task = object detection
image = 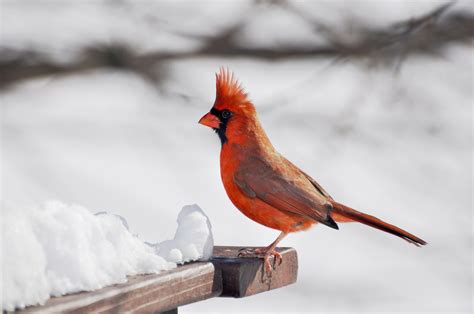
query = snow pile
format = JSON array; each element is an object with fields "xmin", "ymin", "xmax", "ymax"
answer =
[
  {"xmin": 1, "ymin": 201, "xmax": 213, "ymax": 311},
  {"xmin": 154, "ymin": 204, "xmax": 214, "ymax": 263}
]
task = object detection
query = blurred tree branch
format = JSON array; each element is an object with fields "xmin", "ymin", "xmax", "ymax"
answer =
[{"xmin": 0, "ymin": 2, "xmax": 472, "ymax": 89}]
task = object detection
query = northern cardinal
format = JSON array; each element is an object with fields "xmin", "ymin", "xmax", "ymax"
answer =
[{"xmin": 199, "ymin": 68, "xmax": 426, "ymax": 273}]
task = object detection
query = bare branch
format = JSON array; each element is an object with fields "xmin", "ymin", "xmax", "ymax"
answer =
[{"xmin": 0, "ymin": 3, "xmax": 472, "ymax": 89}]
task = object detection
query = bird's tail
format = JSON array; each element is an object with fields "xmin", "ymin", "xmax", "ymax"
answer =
[{"xmin": 330, "ymin": 201, "xmax": 427, "ymax": 246}]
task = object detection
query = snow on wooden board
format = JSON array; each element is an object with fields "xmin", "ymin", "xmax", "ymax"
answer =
[
  {"xmin": 1, "ymin": 201, "xmax": 214, "ymax": 311},
  {"xmin": 14, "ymin": 263, "xmax": 220, "ymax": 314},
  {"xmin": 13, "ymin": 247, "xmax": 298, "ymax": 313}
]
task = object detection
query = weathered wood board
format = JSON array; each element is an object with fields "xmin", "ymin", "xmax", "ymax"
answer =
[
  {"xmin": 14, "ymin": 246, "xmax": 298, "ymax": 313},
  {"xmin": 16, "ymin": 263, "xmax": 221, "ymax": 314},
  {"xmin": 212, "ymin": 246, "xmax": 298, "ymax": 297}
]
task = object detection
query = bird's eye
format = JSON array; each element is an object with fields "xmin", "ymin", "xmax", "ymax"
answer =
[{"xmin": 221, "ymin": 110, "xmax": 232, "ymax": 119}]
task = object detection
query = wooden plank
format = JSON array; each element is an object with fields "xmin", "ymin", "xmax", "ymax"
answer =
[
  {"xmin": 14, "ymin": 246, "xmax": 298, "ymax": 313},
  {"xmin": 17, "ymin": 262, "xmax": 221, "ymax": 314},
  {"xmin": 211, "ymin": 246, "xmax": 298, "ymax": 298}
]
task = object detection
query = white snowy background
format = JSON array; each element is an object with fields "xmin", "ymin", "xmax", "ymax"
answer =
[{"xmin": 1, "ymin": 0, "xmax": 472, "ymax": 313}]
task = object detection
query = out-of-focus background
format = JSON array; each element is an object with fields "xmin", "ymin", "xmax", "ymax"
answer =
[{"xmin": 1, "ymin": 0, "xmax": 472, "ymax": 312}]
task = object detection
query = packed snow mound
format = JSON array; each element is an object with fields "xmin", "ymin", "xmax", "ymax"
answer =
[
  {"xmin": 1, "ymin": 201, "xmax": 214, "ymax": 311},
  {"xmin": 154, "ymin": 204, "xmax": 214, "ymax": 263}
]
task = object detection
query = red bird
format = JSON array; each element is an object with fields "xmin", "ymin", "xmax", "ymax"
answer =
[{"xmin": 199, "ymin": 68, "xmax": 426, "ymax": 273}]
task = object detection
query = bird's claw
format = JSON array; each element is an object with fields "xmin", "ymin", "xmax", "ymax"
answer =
[
  {"xmin": 272, "ymin": 251, "xmax": 283, "ymax": 268},
  {"xmin": 237, "ymin": 248, "xmax": 253, "ymax": 257},
  {"xmin": 237, "ymin": 247, "xmax": 264, "ymax": 257},
  {"xmin": 237, "ymin": 247, "xmax": 283, "ymax": 277},
  {"xmin": 263, "ymin": 251, "xmax": 282, "ymax": 274}
]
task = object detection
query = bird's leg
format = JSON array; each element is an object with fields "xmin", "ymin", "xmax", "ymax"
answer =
[
  {"xmin": 238, "ymin": 232, "xmax": 288, "ymax": 275},
  {"xmin": 259, "ymin": 231, "xmax": 287, "ymax": 274}
]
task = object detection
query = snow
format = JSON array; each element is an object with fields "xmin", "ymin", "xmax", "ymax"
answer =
[
  {"xmin": 1, "ymin": 1, "xmax": 472, "ymax": 313},
  {"xmin": 1, "ymin": 201, "xmax": 213, "ymax": 311},
  {"xmin": 154, "ymin": 204, "xmax": 214, "ymax": 264}
]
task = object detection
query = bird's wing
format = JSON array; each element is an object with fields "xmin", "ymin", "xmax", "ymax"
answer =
[
  {"xmin": 234, "ymin": 156, "xmax": 338, "ymax": 229},
  {"xmin": 283, "ymin": 158, "xmax": 334, "ymax": 200}
]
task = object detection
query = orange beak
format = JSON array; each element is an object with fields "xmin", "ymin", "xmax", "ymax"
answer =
[{"xmin": 198, "ymin": 112, "xmax": 221, "ymax": 129}]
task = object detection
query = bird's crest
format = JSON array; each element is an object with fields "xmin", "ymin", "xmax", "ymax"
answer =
[{"xmin": 214, "ymin": 67, "xmax": 249, "ymax": 109}]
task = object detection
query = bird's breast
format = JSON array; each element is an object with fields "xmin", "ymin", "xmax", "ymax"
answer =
[{"xmin": 219, "ymin": 143, "xmax": 314, "ymax": 232}]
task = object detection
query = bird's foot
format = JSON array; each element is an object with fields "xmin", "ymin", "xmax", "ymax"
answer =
[
  {"xmin": 237, "ymin": 247, "xmax": 263, "ymax": 257},
  {"xmin": 262, "ymin": 250, "xmax": 283, "ymax": 275},
  {"xmin": 238, "ymin": 247, "xmax": 283, "ymax": 275}
]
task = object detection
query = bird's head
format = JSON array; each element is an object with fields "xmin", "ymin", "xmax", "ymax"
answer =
[{"xmin": 199, "ymin": 68, "xmax": 257, "ymax": 145}]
